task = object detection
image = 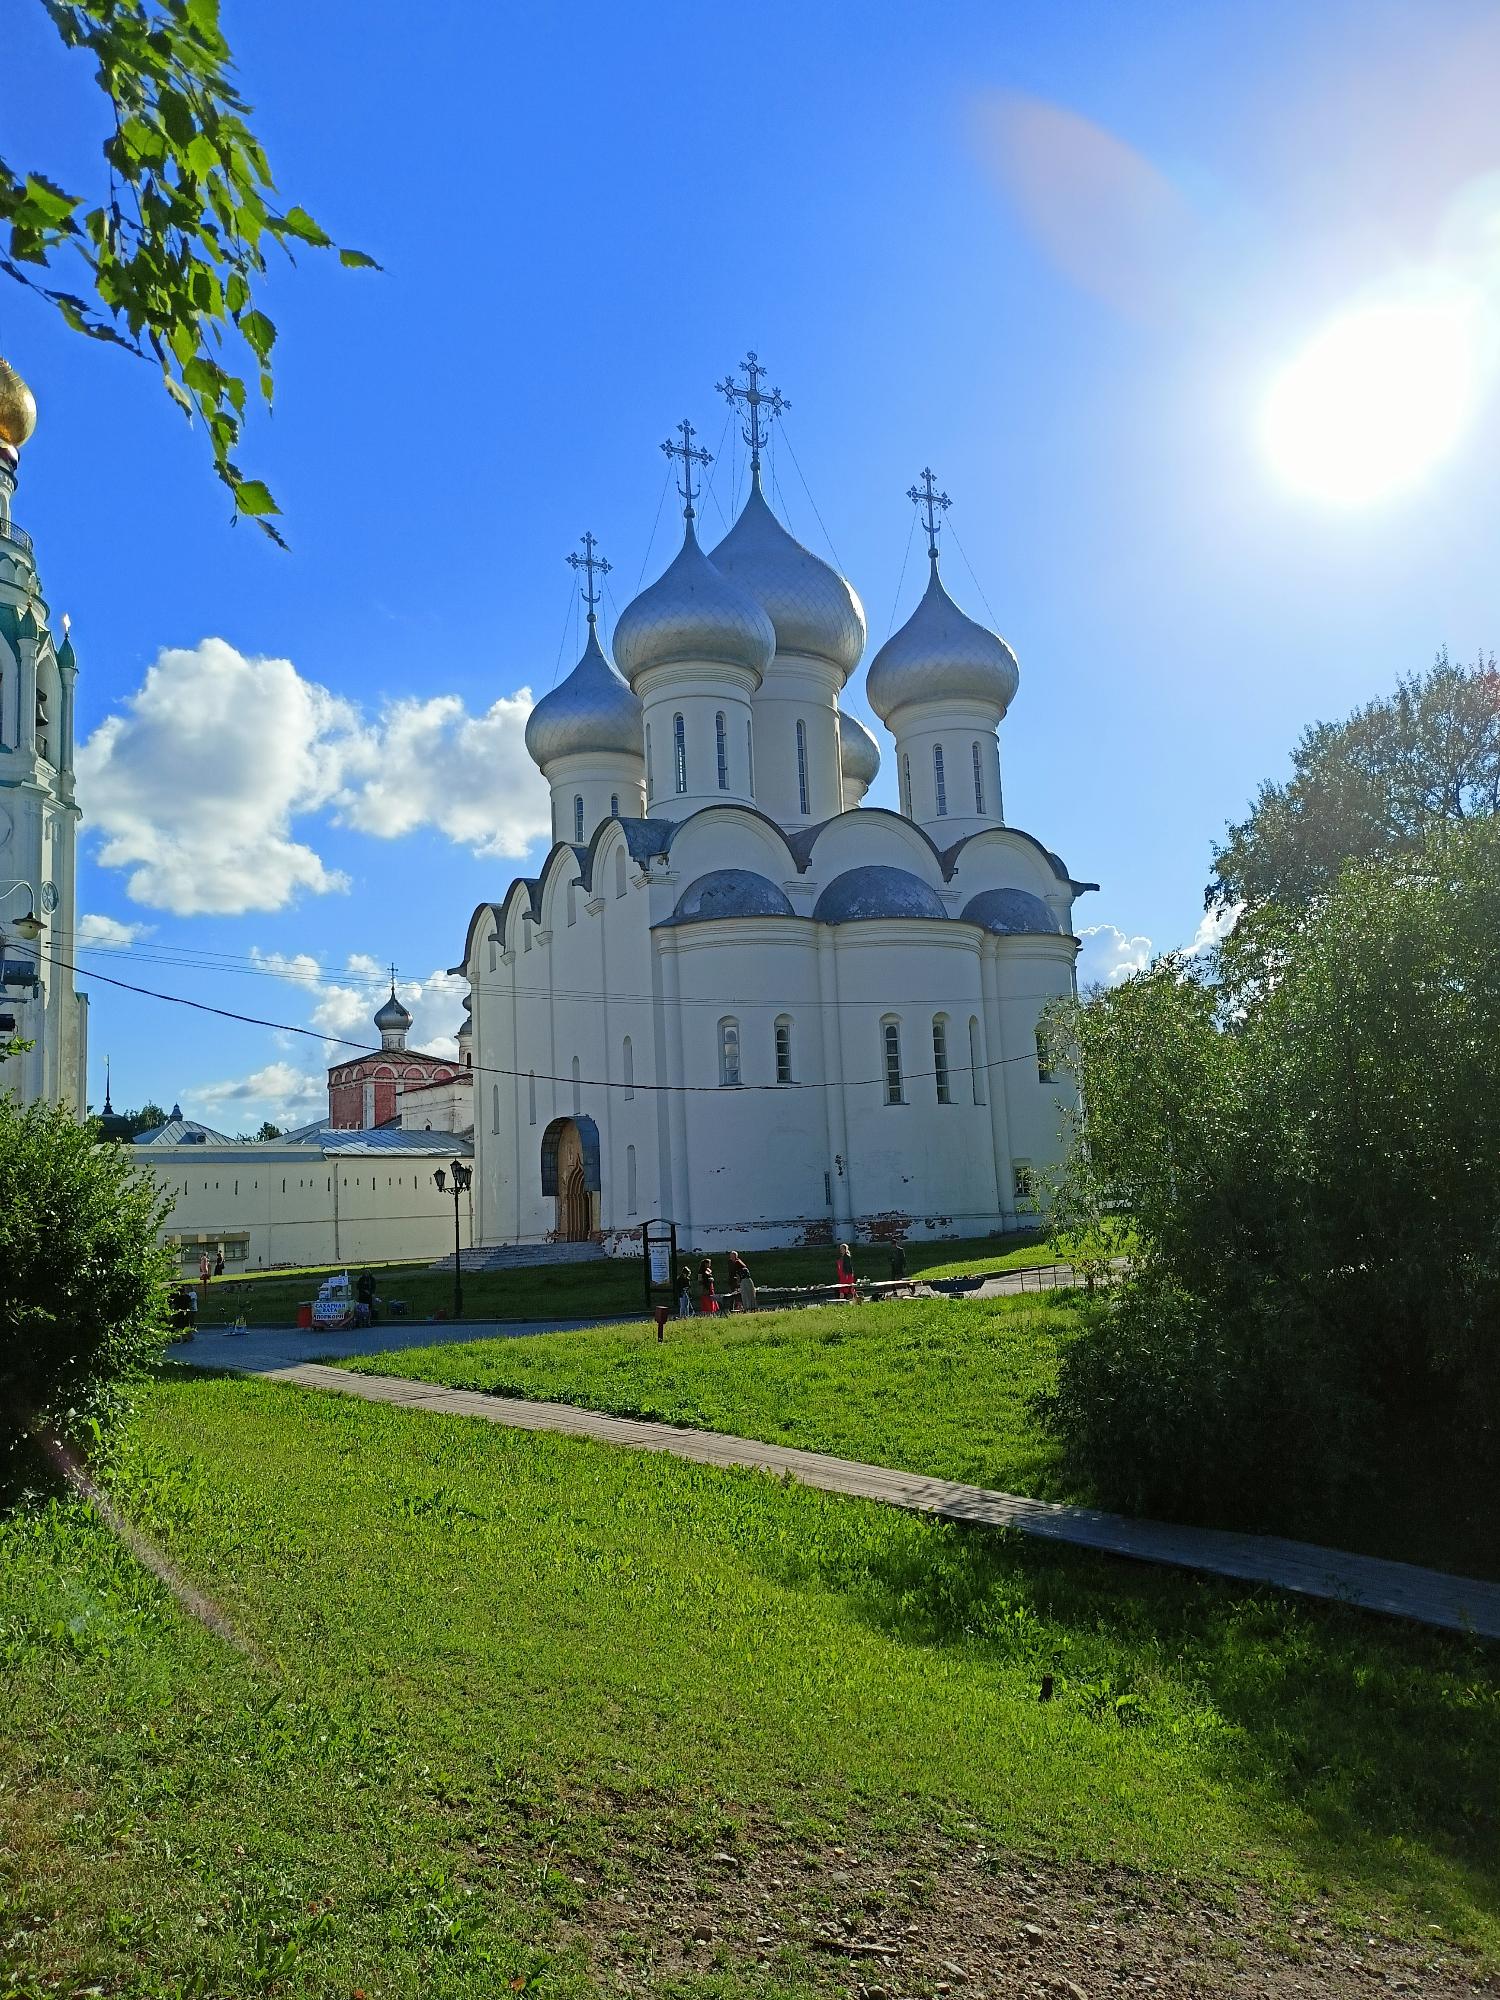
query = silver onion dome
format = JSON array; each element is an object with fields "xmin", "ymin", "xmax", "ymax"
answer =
[
  {"xmin": 709, "ymin": 478, "xmax": 866, "ymax": 680},
  {"xmin": 839, "ymin": 711, "xmax": 882, "ymax": 790},
  {"xmin": 524, "ymin": 622, "xmax": 642, "ymax": 769},
  {"xmin": 612, "ymin": 523, "xmax": 775, "ymax": 689},
  {"xmin": 865, "ymin": 564, "xmax": 1019, "ymax": 724},
  {"xmin": 374, "ymin": 988, "xmax": 412, "ymax": 1033}
]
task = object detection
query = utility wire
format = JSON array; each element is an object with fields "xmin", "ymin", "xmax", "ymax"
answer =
[
  {"xmin": 635, "ymin": 462, "xmax": 673, "ymax": 592},
  {"xmin": 947, "ymin": 517, "xmax": 1002, "ymax": 631},
  {"xmin": 885, "ymin": 507, "xmax": 918, "ymax": 638},
  {"xmin": 778, "ymin": 422, "xmax": 846, "ymax": 574}
]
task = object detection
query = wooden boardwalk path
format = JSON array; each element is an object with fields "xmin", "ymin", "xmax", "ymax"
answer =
[{"xmin": 257, "ymin": 1361, "xmax": 1500, "ymax": 1641}]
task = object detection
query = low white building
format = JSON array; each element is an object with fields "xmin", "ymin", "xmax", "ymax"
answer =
[
  {"xmin": 457, "ymin": 372, "xmax": 1094, "ymax": 1255},
  {"xmin": 133, "ymin": 1116, "xmax": 474, "ymax": 1272}
]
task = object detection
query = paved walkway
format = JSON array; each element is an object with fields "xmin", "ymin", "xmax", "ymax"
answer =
[{"xmin": 219, "ymin": 1355, "xmax": 1500, "ymax": 1641}]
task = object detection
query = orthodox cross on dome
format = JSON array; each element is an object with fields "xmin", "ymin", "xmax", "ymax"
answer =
[
  {"xmin": 661, "ymin": 417, "xmax": 713, "ymax": 523},
  {"xmin": 716, "ymin": 350, "xmax": 789, "ymax": 479},
  {"xmin": 908, "ymin": 466, "xmax": 952, "ymax": 566},
  {"xmin": 388, "ymin": 962, "xmax": 398, "ymax": 993},
  {"xmin": 565, "ymin": 531, "xmax": 611, "ymax": 628}
]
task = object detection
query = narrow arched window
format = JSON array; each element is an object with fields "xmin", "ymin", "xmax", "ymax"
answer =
[
  {"xmin": 673, "ymin": 713, "xmax": 687, "ymax": 793},
  {"xmin": 972, "ymin": 741, "xmax": 985, "ymax": 815},
  {"xmin": 610, "ymin": 792, "xmax": 619, "ymax": 818},
  {"xmin": 615, "ymin": 847, "xmax": 627, "ymax": 898},
  {"xmin": 645, "ymin": 722, "xmax": 653, "ymax": 801},
  {"xmin": 488, "ymin": 935, "xmax": 498, "ymax": 973},
  {"xmin": 528, "ymin": 1070, "xmax": 536, "ymax": 1125},
  {"xmin": 969, "ymin": 1015, "xmax": 986, "ymax": 1104},
  {"xmin": 719, "ymin": 1017, "xmax": 741, "ymax": 1087},
  {"xmin": 626, "ymin": 1143, "xmax": 638, "ymax": 1215},
  {"xmin": 1037, "ymin": 1025, "xmax": 1056, "ymax": 1083},
  {"xmin": 901, "ymin": 752, "xmax": 912, "ymax": 817},
  {"xmin": 932, "ymin": 1015, "xmax": 951, "ymax": 1103},
  {"xmin": 492, "ymin": 1082, "xmax": 500, "ymax": 1134},
  {"xmin": 623, "ymin": 1035, "xmax": 634, "ymax": 1100},
  {"xmin": 933, "ymin": 744, "xmax": 948, "ymax": 816},
  {"xmin": 572, "ymin": 1054, "xmax": 582, "ymax": 1114},
  {"xmin": 574, "ymin": 794, "xmax": 585, "ymax": 842},
  {"xmin": 796, "ymin": 718, "xmax": 809, "ymax": 815},
  {"xmin": 715, "ymin": 711, "xmax": 728, "ymax": 789},
  {"xmin": 746, "ymin": 719, "xmax": 755, "ymax": 795},
  {"xmin": 774, "ymin": 1015, "xmax": 793, "ymax": 1084},
  {"xmin": 882, "ymin": 1017, "xmax": 903, "ymax": 1104}
]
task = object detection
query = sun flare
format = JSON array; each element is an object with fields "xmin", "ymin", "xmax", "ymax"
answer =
[{"xmin": 1261, "ymin": 292, "xmax": 1485, "ymax": 505}]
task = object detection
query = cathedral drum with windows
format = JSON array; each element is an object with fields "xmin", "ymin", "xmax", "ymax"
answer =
[{"xmin": 458, "ymin": 364, "xmax": 1094, "ymax": 1252}]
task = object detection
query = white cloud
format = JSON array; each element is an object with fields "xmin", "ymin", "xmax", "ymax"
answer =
[
  {"xmin": 1184, "ymin": 900, "xmax": 1243, "ymax": 956},
  {"xmin": 78, "ymin": 640, "xmax": 550, "ymax": 917},
  {"xmin": 77, "ymin": 911, "xmax": 154, "ymax": 949},
  {"xmin": 193, "ymin": 1060, "xmax": 328, "ymax": 1131},
  {"xmin": 1076, "ymin": 922, "xmax": 1154, "ymax": 988}
]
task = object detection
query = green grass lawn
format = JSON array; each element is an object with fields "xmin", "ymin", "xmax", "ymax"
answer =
[
  {"xmin": 193, "ymin": 1231, "xmax": 1060, "ymax": 1330},
  {"xmin": 344, "ymin": 1294, "xmax": 1077, "ymax": 1500},
  {"xmin": 4, "ymin": 1373, "xmax": 1499, "ymax": 1998}
]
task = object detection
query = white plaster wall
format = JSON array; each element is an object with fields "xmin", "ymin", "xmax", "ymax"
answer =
[
  {"xmin": 544, "ymin": 751, "xmax": 645, "ymax": 846},
  {"xmin": 138, "ymin": 1148, "xmax": 472, "ymax": 1269},
  {"xmin": 749, "ymin": 656, "xmax": 843, "ymax": 828},
  {"xmin": 638, "ymin": 662, "xmax": 759, "ymax": 818},
  {"xmin": 888, "ymin": 699, "xmax": 1005, "ymax": 843},
  {"xmin": 992, "ymin": 936, "xmax": 1080, "ymax": 1207}
]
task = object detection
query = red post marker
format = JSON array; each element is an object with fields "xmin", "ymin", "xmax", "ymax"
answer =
[{"xmin": 653, "ymin": 1305, "xmax": 670, "ymax": 1342}]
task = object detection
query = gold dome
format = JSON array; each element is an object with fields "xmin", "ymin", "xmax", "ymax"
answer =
[{"xmin": 0, "ymin": 359, "xmax": 37, "ymax": 450}]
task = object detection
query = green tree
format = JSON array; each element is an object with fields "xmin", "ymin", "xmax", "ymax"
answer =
[
  {"xmin": 1208, "ymin": 650, "xmax": 1500, "ymax": 912},
  {"xmin": 1044, "ymin": 818, "xmax": 1500, "ymax": 1562},
  {"xmin": 0, "ymin": 1093, "xmax": 173, "ymax": 1501},
  {"xmin": 253, "ymin": 1119, "xmax": 282, "ymax": 1140},
  {"xmin": 2, "ymin": 0, "xmax": 376, "ymax": 535}
]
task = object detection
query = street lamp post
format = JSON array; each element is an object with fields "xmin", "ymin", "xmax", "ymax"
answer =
[{"xmin": 433, "ymin": 1159, "xmax": 472, "ymax": 1320}]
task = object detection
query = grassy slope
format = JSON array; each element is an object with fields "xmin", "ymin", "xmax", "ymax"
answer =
[
  {"xmin": 3, "ymin": 1375, "xmax": 1498, "ymax": 1999},
  {"xmin": 344, "ymin": 1295, "xmax": 1075, "ymax": 1499},
  {"xmin": 193, "ymin": 1232, "xmax": 1058, "ymax": 1330}
]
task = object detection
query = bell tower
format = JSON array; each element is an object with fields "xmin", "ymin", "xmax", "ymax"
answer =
[{"xmin": 0, "ymin": 357, "xmax": 87, "ymax": 1116}]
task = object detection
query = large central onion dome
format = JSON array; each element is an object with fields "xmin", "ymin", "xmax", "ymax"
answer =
[
  {"xmin": 0, "ymin": 358, "xmax": 37, "ymax": 452},
  {"xmin": 865, "ymin": 565, "xmax": 1019, "ymax": 722},
  {"xmin": 709, "ymin": 478, "xmax": 866, "ymax": 680},
  {"xmin": 524, "ymin": 621, "xmax": 642, "ymax": 766},
  {"xmin": 612, "ymin": 522, "xmax": 775, "ymax": 688}
]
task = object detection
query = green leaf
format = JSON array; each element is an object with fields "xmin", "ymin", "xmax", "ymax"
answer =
[
  {"xmin": 338, "ymin": 247, "xmax": 381, "ymax": 270},
  {"xmin": 233, "ymin": 479, "xmax": 279, "ymax": 518},
  {"xmin": 238, "ymin": 308, "xmax": 276, "ymax": 361},
  {"xmin": 281, "ymin": 204, "xmax": 331, "ymax": 247}
]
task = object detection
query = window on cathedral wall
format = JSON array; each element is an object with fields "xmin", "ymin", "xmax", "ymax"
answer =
[
  {"xmin": 715, "ymin": 711, "xmax": 728, "ymax": 789},
  {"xmin": 774, "ymin": 1016, "xmax": 793, "ymax": 1084},
  {"xmin": 795, "ymin": 719, "xmax": 809, "ymax": 816},
  {"xmin": 933, "ymin": 744, "xmax": 948, "ymax": 816},
  {"xmin": 972, "ymin": 741, "xmax": 985, "ymax": 815},
  {"xmin": 901, "ymin": 753, "xmax": 911, "ymax": 816},
  {"xmin": 622, "ymin": 1035, "xmax": 634, "ymax": 1099},
  {"xmin": 932, "ymin": 1015, "xmax": 952, "ymax": 1103},
  {"xmin": 881, "ymin": 1017, "xmax": 904, "ymax": 1104},
  {"xmin": 1036, "ymin": 1025, "xmax": 1057, "ymax": 1084},
  {"xmin": 488, "ymin": 934, "xmax": 498, "ymax": 973},
  {"xmin": 610, "ymin": 792, "xmax": 619, "ymax": 818},
  {"xmin": 673, "ymin": 713, "xmax": 687, "ymax": 794},
  {"xmin": 574, "ymin": 795, "xmax": 585, "ymax": 842},
  {"xmin": 626, "ymin": 1143, "xmax": 638, "ymax": 1215},
  {"xmin": 492, "ymin": 1083, "xmax": 500, "ymax": 1134},
  {"xmin": 718, "ymin": 1017, "xmax": 741, "ymax": 1087},
  {"xmin": 746, "ymin": 718, "xmax": 754, "ymax": 795},
  {"xmin": 645, "ymin": 722, "xmax": 653, "ymax": 801}
]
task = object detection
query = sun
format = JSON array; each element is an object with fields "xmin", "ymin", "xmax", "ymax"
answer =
[{"xmin": 1260, "ymin": 290, "xmax": 1486, "ymax": 505}]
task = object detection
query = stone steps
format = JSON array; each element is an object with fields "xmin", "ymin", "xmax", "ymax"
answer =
[{"xmin": 428, "ymin": 1241, "xmax": 608, "ymax": 1274}]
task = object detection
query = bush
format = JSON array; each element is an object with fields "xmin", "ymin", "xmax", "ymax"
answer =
[
  {"xmin": 1041, "ymin": 820, "xmax": 1500, "ymax": 1547},
  {"xmin": 0, "ymin": 1094, "xmax": 174, "ymax": 1502}
]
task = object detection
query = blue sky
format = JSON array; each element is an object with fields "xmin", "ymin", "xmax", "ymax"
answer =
[{"xmin": 8, "ymin": 0, "xmax": 1500, "ymax": 1127}]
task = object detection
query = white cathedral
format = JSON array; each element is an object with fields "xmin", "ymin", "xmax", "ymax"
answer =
[{"xmin": 459, "ymin": 360, "xmax": 1095, "ymax": 1253}]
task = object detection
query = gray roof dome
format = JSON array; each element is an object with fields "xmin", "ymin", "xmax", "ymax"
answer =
[
  {"xmin": 524, "ymin": 622, "xmax": 642, "ymax": 768},
  {"xmin": 374, "ymin": 988, "xmax": 412, "ymax": 1031},
  {"xmin": 709, "ymin": 478, "xmax": 866, "ymax": 681},
  {"xmin": 961, "ymin": 887, "xmax": 1061, "ymax": 935},
  {"xmin": 839, "ymin": 711, "xmax": 882, "ymax": 788},
  {"xmin": 865, "ymin": 564, "xmax": 1019, "ymax": 723},
  {"xmin": 667, "ymin": 868, "xmax": 796, "ymax": 925},
  {"xmin": 612, "ymin": 523, "xmax": 775, "ymax": 690},
  {"xmin": 813, "ymin": 864, "xmax": 947, "ymax": 924}
]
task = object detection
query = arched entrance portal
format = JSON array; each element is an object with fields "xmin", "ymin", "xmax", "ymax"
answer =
[{"xmin": 539, "ymin": 1114, "xmax": 601, "ymax": 1242}]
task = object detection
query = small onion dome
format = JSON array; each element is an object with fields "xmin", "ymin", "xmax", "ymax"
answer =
[
  {"xmin": 374, "ymin": 988, "xmax": 412, "ymax": 1034},
  {"xmin": 813, "ymin": 864, "xmax": 947, "ymax": 924},
  {"xmin": 961, "ymin": 887, "xmax": 1061, "ymax": 935},
  {"xmin": 0, "ymin": 358, "xmax": 37, "ymax": 450},
  {"xmin": 666, "ymin": 869, "xmax": 796, "ymax": 925},
  {"xmin": 865, "ymin": 565, "xmax": 1019, "ymax": 723},
  {"xmin": 839, "ymin": 712, "xmax": 881, "ymax": 790},
  {"xmin": 524, "ymin": 621, "xmax": 642, "ymax": 767},
  {"xmin": 612, "ymin": 522, "xmax": 775, "ymax": 690},
  {"xmin": 709, "ymin": 479, "xmax": 866, "ymax": 680}
]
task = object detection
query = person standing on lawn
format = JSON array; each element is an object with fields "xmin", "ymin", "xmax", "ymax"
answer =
[
  {"xmin": 698, "ymin": 1257, "xmax": 719, "ymax": 1315},
  {"xmin": 727, "ymin": 1251, "xmax": 755, "ymax": 1312},
  {"xmin": 836, "ymin": 1242, "xmax": 856, "ymax": 1301},
  {"xmin": 677, "ymin": 1263, "xmax": 696, "ymax": 1317}
]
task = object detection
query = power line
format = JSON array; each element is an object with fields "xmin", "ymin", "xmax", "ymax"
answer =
[
  {"xmin": 778, "ymin": 421, "xmax": 846, "ymax": 575},
  {"xmin": 51, "ymin": 952, "xmax": 1064, "ymax": 1101}
]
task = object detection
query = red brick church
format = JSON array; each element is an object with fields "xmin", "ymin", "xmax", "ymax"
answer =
[{"xmin": 327, "ymin": 979, "xmax": 469, "ymax": 1129}]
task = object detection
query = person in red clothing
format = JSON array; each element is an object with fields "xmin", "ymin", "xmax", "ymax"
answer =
[
  {"xmin": 836, "ymin": 1242, "xmax": 856, "ymax": 1301},
  {"xmin": 698, "ymin": 1256, "xmax": 719, "ymax": 1314}
]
